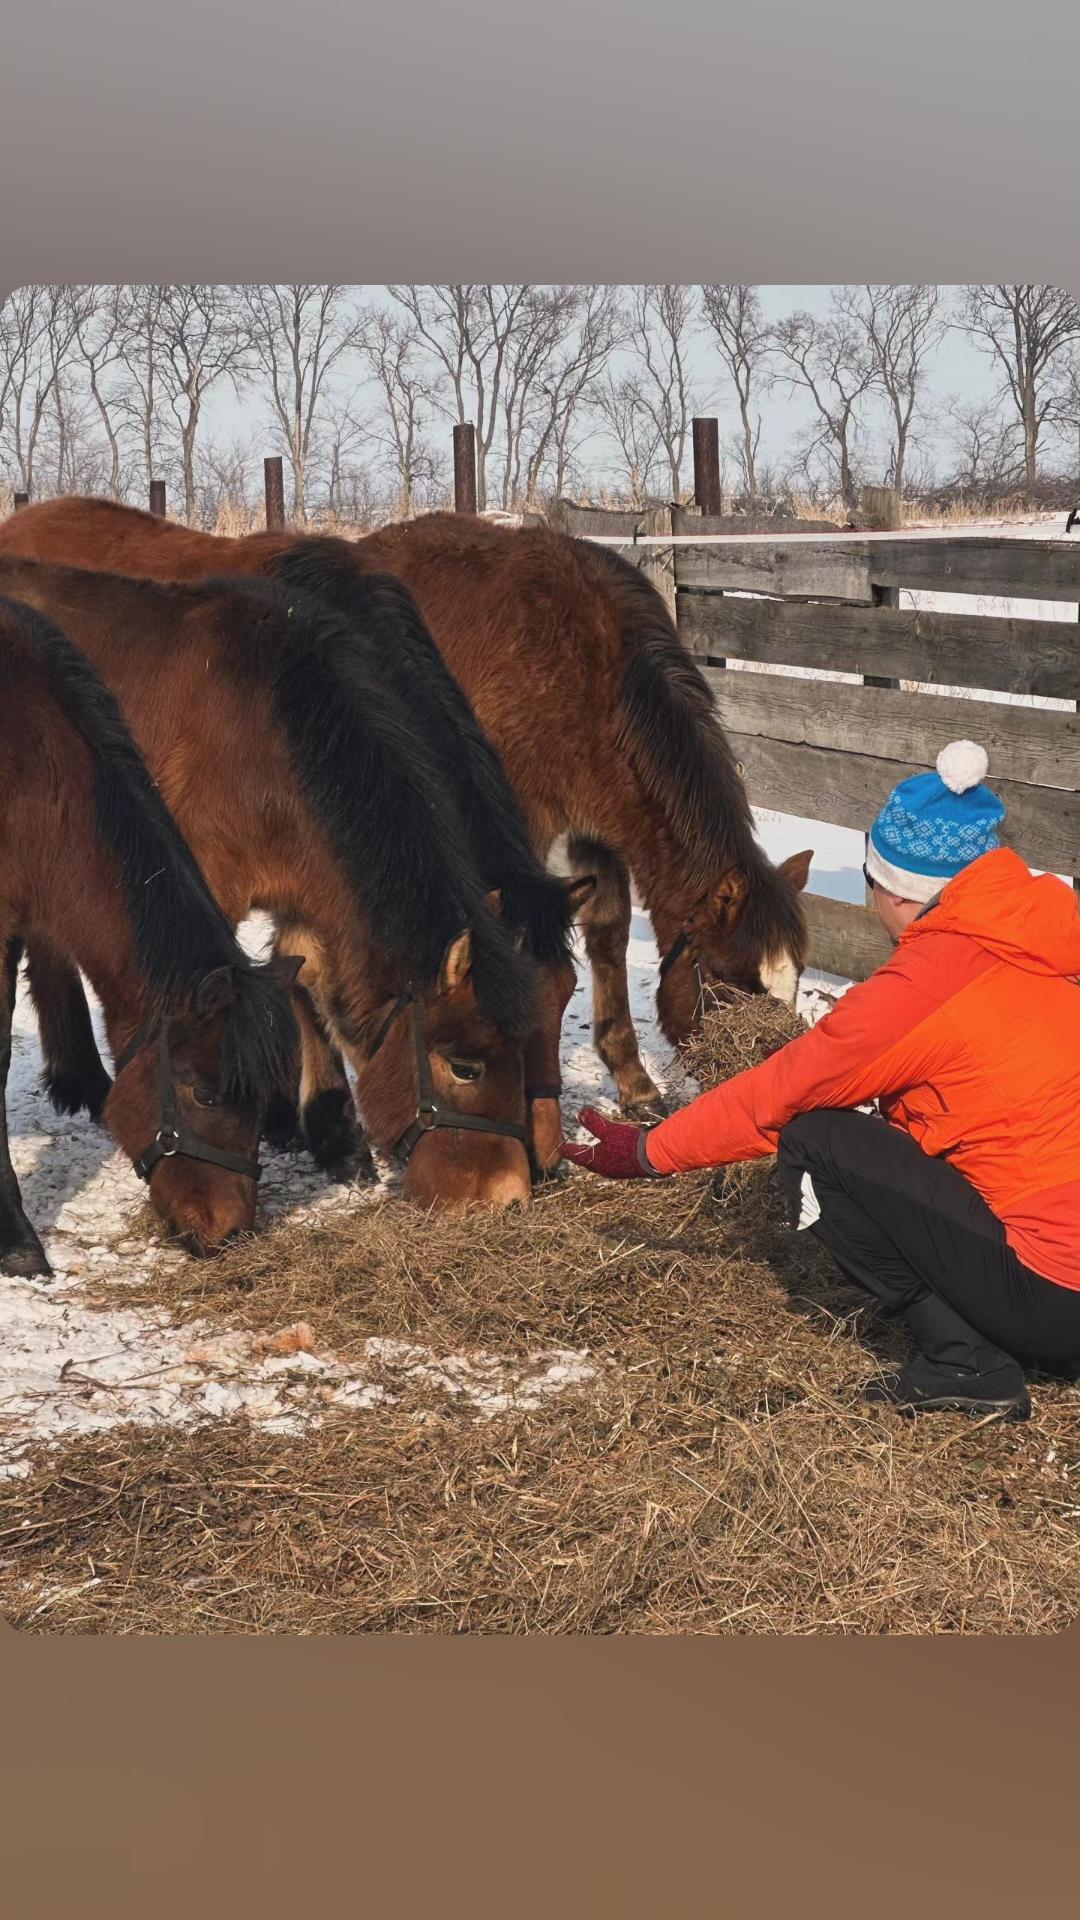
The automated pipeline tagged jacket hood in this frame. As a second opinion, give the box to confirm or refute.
[904,847,1080,979]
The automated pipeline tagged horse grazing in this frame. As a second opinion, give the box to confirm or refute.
[0,556,544,1209]
[0,498,811,1124]
[0,596,297,1270]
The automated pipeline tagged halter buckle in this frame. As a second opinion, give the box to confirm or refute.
[156,1126,181,1157]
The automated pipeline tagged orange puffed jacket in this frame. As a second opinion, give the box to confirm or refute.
[647,849,1080,1290]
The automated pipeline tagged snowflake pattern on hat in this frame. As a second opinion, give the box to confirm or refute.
[868,739,1005,896]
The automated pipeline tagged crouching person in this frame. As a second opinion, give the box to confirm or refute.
[564,742,1080,1420]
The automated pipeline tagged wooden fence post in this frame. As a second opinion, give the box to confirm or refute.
[692,417,722,517]
[264,456,285,531]
[12,491,28,510]
[453,424,477,514]
[149,480,167,518]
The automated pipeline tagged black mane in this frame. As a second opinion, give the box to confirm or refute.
[267,540,573,968]
[588,544,763,896]
[1,595,296,1103]
[214,578,539,1041]
[589,544,807,966]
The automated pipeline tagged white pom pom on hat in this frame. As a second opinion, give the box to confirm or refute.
[936,739,989,795]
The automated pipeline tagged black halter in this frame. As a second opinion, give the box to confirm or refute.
[366,991,529,1164]
[113,1020,262,1186]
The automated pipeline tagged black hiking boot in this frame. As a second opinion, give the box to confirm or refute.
[863,1356,1031,1421]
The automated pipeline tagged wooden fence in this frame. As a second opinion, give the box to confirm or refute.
[556,498,1080,982]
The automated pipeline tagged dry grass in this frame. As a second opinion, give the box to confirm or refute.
[4,994,1079,1635]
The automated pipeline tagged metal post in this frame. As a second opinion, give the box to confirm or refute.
[264,456,286,531]
[12,491,28,510]
[691,417,722,517]
[453,423,477,514]
[149,480,167,517]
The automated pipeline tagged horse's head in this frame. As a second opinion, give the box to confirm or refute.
[354,927,533,1211]
[656,850,812,1044]
[105,960,298,1255]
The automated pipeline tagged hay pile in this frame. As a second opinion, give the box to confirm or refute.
[4,994,1079,1635]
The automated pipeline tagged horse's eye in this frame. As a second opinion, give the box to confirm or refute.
[192,1085,220,1108]
[448,1060,483,1083]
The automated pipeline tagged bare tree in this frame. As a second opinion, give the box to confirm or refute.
[943,394,1024,492]
[836,284,943,496]
[593,369,666,506]
[238,285,363,522]
[623,285,698,499]
[497,286,580,509]
[773,303,877,509]
[115,285,173,500]
[701,284,771,501]
[522,285,624,505]
[388,284,552,510]
[1051,348,1080,481]
[70,285,129,498]
[155,286,249,522]
[959,285,1080,488]
[358,310,442,515]
[0,286,83,496]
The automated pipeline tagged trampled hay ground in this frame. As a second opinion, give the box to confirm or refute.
[4,994,1079,1635]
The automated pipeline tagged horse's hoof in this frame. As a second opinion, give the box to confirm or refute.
[46,1066,113,1121]
[621,1092,670,1123]
[263,1090,305,1153]
[531,1156,571,1189]
[303,1091,377,1184]
[1,1239,53,1279]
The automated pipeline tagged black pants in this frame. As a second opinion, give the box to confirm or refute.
[777,1109,1080,1378]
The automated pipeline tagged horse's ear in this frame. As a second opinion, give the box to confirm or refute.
[778,849,813,893]
[440,930,473,993]
[564,875,597,913]
[484,888,504,917]
[194,966,238,1019]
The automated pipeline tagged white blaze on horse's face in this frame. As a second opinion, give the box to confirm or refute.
[760,951,800,1006]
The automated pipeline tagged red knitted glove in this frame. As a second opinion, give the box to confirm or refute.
[561,1106,671,1180]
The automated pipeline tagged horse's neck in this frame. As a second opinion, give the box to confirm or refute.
[27,826,148,1050]
[601,801,709,949]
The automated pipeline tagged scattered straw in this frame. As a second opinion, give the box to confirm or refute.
[5,994,1079,1634]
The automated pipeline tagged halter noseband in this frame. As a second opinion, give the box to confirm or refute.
[366,991,528,1164]
[113,1021,262,1186]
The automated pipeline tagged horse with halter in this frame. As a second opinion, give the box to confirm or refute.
[0,595,297,1270]
[0,555,552,1210]
[0,499,811,1155]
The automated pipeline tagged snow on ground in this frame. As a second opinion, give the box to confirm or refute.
[1,515,1064,1473]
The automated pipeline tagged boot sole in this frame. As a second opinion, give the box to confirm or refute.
[887,1392,1031,1422]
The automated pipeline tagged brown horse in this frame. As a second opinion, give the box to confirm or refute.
[0,499,811,1126]
[0,556,546,1209]
[0,595,297,1269]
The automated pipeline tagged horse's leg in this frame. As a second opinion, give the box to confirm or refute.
[270,929,375,1183]
[0,938,51,1276]
[24,939,112,1121]
[566,836,665,1117]
[524,955,577,1181]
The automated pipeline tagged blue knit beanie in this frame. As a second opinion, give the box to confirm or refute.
[866,740,1005,902]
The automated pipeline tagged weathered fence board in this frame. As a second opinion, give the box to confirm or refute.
[728,733,1080,877]
[673,542,876,603]
[678,594,1080,700]
[705,667,1078,791]
[803,894,893,981]
[670,505,840,536]
[671,535,1080,603]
